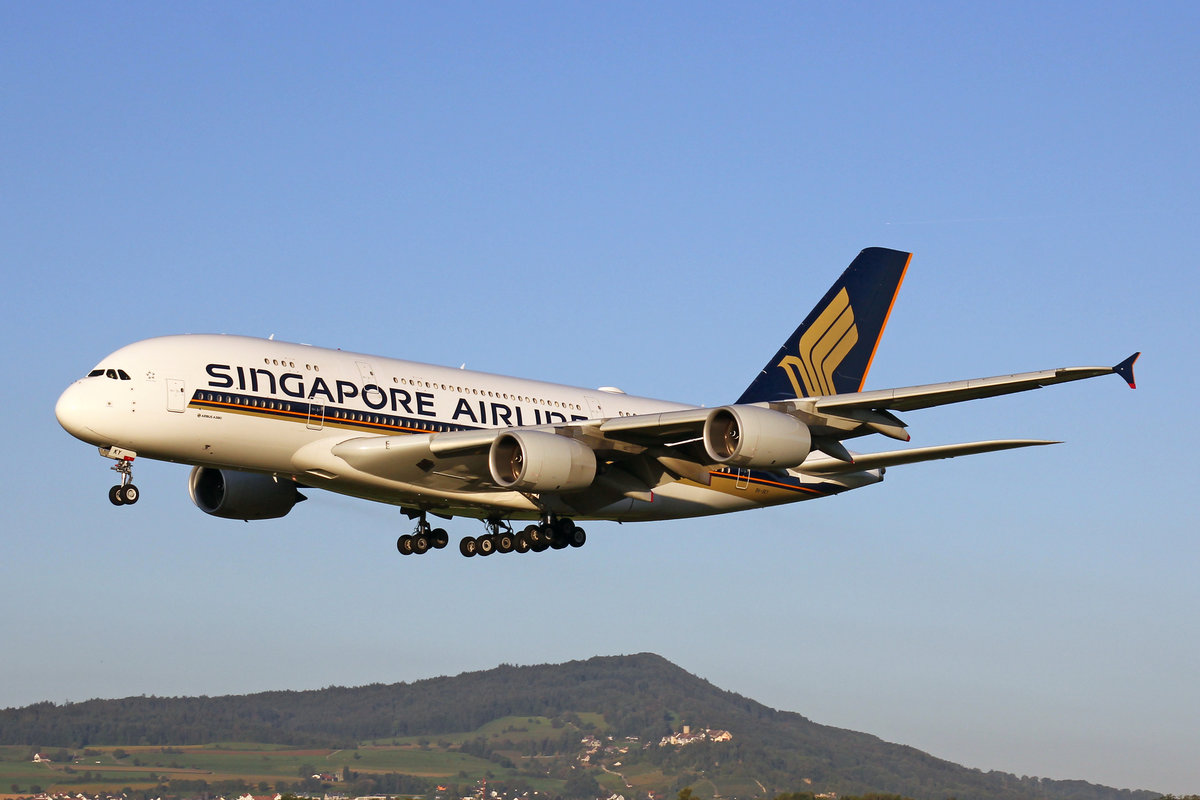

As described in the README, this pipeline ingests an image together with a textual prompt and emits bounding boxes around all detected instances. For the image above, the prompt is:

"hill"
[0,654,1160,800]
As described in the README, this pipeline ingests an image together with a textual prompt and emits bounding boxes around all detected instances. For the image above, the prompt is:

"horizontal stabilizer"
[1113,352,1140,389]
[800,439,1058,475]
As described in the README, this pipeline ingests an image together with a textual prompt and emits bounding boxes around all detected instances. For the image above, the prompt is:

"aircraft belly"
[288,436,537,516]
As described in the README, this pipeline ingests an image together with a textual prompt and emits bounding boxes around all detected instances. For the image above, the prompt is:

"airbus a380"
[56,248,1138,558]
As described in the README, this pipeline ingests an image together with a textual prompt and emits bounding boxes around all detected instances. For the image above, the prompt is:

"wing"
[782,353,1140,443]
[799,439,1058,475]
[309,353,1138,512]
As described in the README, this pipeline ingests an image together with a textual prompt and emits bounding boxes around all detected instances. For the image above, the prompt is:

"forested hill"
[0,653,1158,800]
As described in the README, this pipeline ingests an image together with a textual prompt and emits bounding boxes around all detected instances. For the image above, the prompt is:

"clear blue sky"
[3,2,1197,795]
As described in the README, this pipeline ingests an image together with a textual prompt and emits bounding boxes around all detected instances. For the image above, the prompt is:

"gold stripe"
[777,287,859,397]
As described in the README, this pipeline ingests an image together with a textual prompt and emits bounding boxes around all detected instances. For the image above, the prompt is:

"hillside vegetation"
[0,654,1161,800]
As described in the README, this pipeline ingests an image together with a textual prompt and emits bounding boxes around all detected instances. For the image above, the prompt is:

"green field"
[0,716,607,797]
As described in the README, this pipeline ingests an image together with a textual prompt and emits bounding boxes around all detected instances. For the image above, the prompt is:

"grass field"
[0,716,612,797]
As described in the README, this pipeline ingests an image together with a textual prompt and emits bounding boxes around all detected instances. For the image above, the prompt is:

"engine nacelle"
[703,405,812,469]
[188,467,305,521]
[488,431,597,492]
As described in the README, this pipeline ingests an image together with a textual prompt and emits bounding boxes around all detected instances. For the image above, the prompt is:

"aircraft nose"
[55,381,95,441]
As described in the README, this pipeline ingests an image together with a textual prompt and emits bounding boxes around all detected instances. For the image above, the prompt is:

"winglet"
[1113,352,1140,389]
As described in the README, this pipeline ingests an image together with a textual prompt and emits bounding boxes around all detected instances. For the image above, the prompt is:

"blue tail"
[737,247,911,403]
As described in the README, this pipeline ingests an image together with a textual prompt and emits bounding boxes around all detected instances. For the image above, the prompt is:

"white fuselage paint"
[56,335,879,522]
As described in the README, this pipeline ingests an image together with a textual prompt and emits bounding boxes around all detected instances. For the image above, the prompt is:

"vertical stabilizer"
[737,247,911,403]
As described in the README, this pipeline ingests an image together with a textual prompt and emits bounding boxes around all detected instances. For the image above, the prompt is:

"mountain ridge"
[0,653,1159,800]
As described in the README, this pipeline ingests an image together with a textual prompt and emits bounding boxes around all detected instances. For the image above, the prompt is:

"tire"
[568,526,586,548]
[108,485,125,506]
[460,537,478,557]
[515,531,532,553]
[432,528,449,549]
[497,533,515,553]
[413,534,430,554]
[478,534,496,556]
[120,484,139,504]
[398,534,414,555]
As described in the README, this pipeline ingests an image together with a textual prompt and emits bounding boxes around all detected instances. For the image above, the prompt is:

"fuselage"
[55,334,879,523]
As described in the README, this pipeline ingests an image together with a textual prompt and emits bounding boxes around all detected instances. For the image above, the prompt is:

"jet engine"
[488,431,598,492]
[188,467,306,520]
[703,405,812,469]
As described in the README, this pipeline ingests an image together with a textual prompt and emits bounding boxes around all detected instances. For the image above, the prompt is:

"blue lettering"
[390,388,413,414]
[280,373,305,398]
[416,391,435,417]
[452,397,478,423]
[250,368,276,395]
[308,377,335,402]
[491,403,512,426]
[206,364,233,389]
[363,384,387,410]
[336,380,359,404]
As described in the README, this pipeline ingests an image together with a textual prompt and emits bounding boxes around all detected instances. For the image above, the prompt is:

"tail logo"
[777,287,859,397]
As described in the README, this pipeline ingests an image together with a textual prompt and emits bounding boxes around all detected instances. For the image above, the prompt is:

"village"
[11,729,837,800]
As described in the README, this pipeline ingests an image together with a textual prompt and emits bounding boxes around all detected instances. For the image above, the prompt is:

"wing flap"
[800,439,1058,475]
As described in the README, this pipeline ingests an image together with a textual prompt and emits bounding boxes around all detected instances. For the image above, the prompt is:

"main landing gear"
[458,516,586,558]
[103,447,140,506]
[396,512,450,556]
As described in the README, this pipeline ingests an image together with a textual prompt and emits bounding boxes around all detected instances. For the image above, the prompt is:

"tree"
[563,771,601,799]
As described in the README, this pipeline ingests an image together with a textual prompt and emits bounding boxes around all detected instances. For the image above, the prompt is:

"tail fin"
[737,247,911,403]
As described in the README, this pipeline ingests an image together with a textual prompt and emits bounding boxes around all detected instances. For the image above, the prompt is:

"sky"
[2,1,1197,795]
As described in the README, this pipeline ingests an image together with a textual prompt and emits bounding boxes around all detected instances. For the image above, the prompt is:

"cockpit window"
[88,368,133,380]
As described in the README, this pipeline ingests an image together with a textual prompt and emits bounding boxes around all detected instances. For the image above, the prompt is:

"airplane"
[55,247,1138,558]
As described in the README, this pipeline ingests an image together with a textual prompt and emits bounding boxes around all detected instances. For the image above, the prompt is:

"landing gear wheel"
[431,528,449,549]
[398,534,414,555]
[477,534,496,556]
[108,485,125,506]
[497,532,515,553]
[568,526,586,548]
[413,534,430,554]
[460,537,478,557]
[120,484,139,505]
[549,517,575,549]
[515,530,532,553]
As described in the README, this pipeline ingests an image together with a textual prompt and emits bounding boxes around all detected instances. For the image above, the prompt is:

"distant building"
[658,728,733,747]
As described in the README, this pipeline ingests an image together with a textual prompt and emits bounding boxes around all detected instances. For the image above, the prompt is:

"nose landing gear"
[101,446,139,506]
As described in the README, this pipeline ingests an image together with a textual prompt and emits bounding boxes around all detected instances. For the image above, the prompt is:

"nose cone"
[56,382,97,443]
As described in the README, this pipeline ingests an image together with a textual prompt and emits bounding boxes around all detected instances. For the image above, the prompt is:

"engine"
[703,405,812,469]
[488,431,597,492]
[188,467,306,520]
